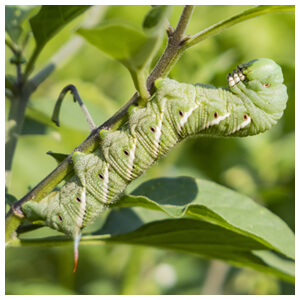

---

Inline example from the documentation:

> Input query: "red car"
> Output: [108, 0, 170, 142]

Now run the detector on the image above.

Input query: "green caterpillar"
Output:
[22, 58, 288, 271]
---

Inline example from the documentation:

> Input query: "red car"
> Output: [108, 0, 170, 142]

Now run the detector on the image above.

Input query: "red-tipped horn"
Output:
[73, 233, 81, 273]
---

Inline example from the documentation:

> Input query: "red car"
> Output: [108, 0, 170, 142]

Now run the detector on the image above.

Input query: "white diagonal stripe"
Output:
[226, 115, 252, 135]
[177, 103, 200, 133]
[152, 99, 167, 156]
[152, 112, 164, 156]
[100, 163, 110, 203]
[127, 136, 137, 180]
[240, 116, 251, 129]
[203, 112, 230, 129]
[76, 187, 86, 229]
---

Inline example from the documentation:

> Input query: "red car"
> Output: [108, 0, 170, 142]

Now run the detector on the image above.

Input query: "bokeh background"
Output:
[5, 5, 295, 295]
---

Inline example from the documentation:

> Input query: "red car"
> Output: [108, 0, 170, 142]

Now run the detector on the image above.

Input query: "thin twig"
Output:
[23, 47, 39, 81]
[174, 5, 195, 39]
[5, 39, 19, 55]
[16, 64, 22, 89]
[181, 5, 295, 51]
[52, 84, 96, 131]
[146, 5, 195, 90]
[6, 39, 24, 89]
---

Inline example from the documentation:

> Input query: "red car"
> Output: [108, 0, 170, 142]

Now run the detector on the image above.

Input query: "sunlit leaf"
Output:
[30, 5, 90, 53]
[95, 212, 294, 283]
[114, 177, 295, 260]
[85, 176, 296, 282]
[77, 23, 158, 70]
[77, 22, 164, 97]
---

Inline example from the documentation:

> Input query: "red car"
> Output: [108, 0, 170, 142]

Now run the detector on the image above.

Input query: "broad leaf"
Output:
[77, 22, 164, 98]
[87, 176, 295, 282]
[91, 210, 294, 283]
[29, 5, 90, 53]
[113, 177, 295, 260]
[77, 23, 158, 71]
[15, 177, 294, 282]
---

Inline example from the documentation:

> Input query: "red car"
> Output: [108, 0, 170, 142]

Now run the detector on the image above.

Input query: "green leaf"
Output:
[76, 22, 162, 98]
[5, 75, 16, 93]
[142, 5, 172, 36]
[46, 151, 69, 164]
[94, 211, 294, 282]
[5, 193, 18, 207]
[5, 5, 34, 43]
[113, 177, 295, 260]
[29, 5, 90, 53]
[77, 23, 157, 70]
[93, 176, 295, 281]
[15, 176, 295, 282]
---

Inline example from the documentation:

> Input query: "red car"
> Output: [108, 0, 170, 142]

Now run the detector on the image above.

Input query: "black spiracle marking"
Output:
[178, 110, 184, 117]
[150, 126, 156, 132]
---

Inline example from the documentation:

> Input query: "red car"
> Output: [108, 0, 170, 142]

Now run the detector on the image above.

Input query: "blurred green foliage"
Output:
[5, 5, 294, 295]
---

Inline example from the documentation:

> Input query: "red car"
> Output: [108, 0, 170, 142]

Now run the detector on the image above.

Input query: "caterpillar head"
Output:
[240, 58, 284, 87]
[228, 58, 288, 135]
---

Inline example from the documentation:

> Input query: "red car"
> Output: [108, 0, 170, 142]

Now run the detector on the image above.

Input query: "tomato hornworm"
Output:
[21, 58, 288, 271]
